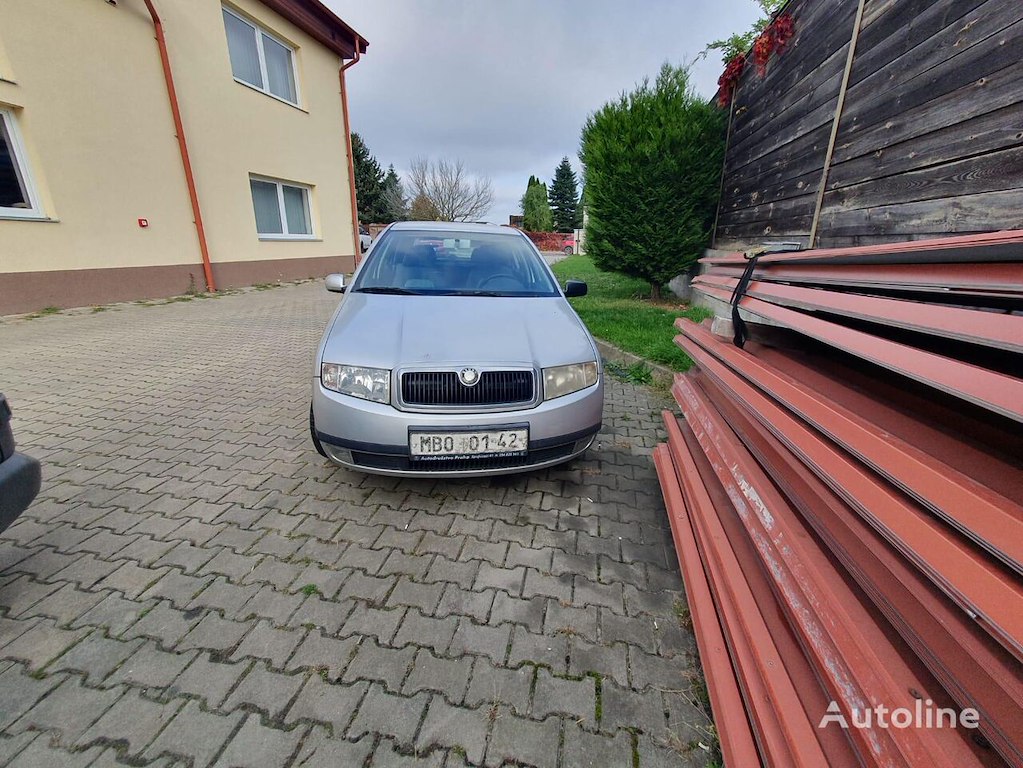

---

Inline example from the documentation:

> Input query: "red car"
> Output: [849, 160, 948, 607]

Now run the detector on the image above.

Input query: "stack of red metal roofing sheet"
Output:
[654, 230, 1023, 768]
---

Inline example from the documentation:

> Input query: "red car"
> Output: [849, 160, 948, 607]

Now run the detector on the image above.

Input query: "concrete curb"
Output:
[594, 338, 675, 386]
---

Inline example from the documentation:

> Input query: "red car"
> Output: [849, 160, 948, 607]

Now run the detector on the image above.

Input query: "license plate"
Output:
[409, 428, 528, 460]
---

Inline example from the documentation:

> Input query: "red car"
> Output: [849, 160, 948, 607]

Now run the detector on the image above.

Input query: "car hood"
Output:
[321, 294, 597, 369]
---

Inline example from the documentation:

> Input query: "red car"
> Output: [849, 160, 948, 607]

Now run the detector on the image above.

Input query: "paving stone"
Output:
[403, 649, 472, 702]
[489, 592, 545, 633]
[292, 728, 374, 766]
[146, 698, 244, 767]
[393, 610, 458, 655]
[51, 631, 144, 685]
[169, 652, 247, 707]
[563, 721, 634, 768]
[473, 563, 524, 596]
[177, 612, 249, 653]
[385, 577, 444, 613]
[416, 695, 490, 765]
[188, 577, 260, 620]
[291, 564, 348, 600]
[485, 706, 560, 768]
[0, 663, 61, 729]
[337, 571, 396, 604]
[239, 585, 304, 626]
[507, 626, 569, 675]
[372, 736, 447, 768]
[544, 600, 598, 644]
[435, 584, 494, 622]
[142, 570, 214, 609]
[347, 684, 428, 747]
[155, 541, 218, 574]
[77, 592, 158, 637]
[17, 583, 104, 627]
[109, 641, 196, 689]
[6, 738, 105, 768]
[232, 620, 303, 668]
[223, 662, 305, 719]
[339, 602, 404, 644]
[0, 619, 88, 671]
[78, 688, 184, 754]
[291, 595, 350, 635]
[285, 675, 367, 734]
[568, 637, 630, 688]
[342, 639, 415, 693]
[12, 676, 122, 743]
[628, 646, 691, 691]
[213, 714, 304, 768]
[0, 577, 60, 618]
[602, 681, 668, 739]
[464, 660, 532, 716]
[448, 619, 510, 666]
[532, 668, 596, 726]
[424, 557, 478, 589]
[573, 576, 624, 614]
[98, 560, 168, 599]
[286, 630, 358, 680]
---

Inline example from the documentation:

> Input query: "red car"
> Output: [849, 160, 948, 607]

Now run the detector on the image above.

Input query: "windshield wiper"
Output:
[354, 286, 423, 295]
[456, 290, 505, 297]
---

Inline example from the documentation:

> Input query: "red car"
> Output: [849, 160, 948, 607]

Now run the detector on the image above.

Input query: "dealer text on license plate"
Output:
[410, 429, 527, 459]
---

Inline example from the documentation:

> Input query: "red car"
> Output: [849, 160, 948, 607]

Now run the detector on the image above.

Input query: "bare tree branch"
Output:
[406, 156, 494, 221]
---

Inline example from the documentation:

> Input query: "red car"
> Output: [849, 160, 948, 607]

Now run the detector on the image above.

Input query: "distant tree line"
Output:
[351, 133, 494, 224]
[518, 158, 583, 233]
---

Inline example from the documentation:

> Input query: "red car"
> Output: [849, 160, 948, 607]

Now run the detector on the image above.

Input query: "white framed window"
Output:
[0, 107, 44, 220]
[250, 175, 314, 239]
[223, 6, 299, 106]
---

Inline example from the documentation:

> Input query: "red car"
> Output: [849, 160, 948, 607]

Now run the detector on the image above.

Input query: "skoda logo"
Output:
[459, 367, 480, 386]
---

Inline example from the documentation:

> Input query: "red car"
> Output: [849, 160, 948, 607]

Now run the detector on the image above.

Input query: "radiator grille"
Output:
[402, 370, 534, 407]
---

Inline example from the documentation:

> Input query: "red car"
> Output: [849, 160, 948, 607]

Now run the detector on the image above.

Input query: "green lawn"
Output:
[552, 255, 711, 371]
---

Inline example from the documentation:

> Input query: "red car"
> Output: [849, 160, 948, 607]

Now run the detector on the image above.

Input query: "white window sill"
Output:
[0, 211, 54, 222]
[257, 234, 320, 242]
[233, 78, 306, 113]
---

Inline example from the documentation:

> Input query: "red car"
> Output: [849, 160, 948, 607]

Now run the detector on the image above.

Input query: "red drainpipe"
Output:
[142, 0, 217, 292]
[340, 37, 362, 267]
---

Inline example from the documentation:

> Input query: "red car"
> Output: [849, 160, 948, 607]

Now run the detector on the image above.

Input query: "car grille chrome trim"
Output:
[399, 369, 536, 409]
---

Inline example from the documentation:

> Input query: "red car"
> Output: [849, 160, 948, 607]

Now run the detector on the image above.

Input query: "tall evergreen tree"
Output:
[351, 133, 387, 223]
[548, 157, 580, 233]
[580, 64, 726, 298]
[520, 177, 553, 231]
[380, 165, 407, 223]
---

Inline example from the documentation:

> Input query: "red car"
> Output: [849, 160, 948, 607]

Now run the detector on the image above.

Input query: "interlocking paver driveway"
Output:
[0, 283, 711, 767]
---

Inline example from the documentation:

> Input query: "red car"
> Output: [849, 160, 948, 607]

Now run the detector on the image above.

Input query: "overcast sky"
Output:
[323, 1, 763, 224]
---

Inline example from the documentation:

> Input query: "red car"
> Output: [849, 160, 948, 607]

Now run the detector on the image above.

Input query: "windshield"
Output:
[351, 229, 560, 297]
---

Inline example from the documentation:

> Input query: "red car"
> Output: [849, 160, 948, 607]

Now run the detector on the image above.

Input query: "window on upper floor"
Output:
[0, 107, 43, 220]
[223, 6, 299, 106]
[250, 175, 313, 239]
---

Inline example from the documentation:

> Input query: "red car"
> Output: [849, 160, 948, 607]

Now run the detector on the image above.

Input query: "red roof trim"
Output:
[257, 0, 367, 59]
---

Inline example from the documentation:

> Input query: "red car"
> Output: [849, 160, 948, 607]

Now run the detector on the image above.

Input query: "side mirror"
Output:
[564, 280, 587, 297]
[325, 273, 346, 293]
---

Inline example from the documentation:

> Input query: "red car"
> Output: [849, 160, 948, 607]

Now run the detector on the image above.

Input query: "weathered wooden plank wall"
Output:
[713, 0, 1023, 249]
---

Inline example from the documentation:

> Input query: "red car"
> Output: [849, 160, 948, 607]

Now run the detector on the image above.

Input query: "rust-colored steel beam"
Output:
[696, 284, 1023, 423]
[673, 376, 979, 768]
[695, 274, 1023, 353]
[694, 372, 1023, 767]
[702, 229, 1023, 266]
[678, 319, 1023, 574]
[653, 443, 763, 768]
[660, 417, 829, 767]
[702, 261, 1023, 296]
[673, 329, 1023, 663]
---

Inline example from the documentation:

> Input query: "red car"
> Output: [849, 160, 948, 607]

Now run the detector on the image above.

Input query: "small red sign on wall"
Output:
[138, 218, 149, 228]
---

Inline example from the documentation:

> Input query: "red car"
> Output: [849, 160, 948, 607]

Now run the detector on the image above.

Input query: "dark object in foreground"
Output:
[0, 393, 41, 532]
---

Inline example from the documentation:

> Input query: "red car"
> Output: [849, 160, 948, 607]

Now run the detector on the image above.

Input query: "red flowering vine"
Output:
[717, 12, 796, 105]
[717, 54, 746, 108]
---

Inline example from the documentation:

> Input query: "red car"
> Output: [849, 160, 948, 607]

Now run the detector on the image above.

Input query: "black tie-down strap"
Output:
[730, 252, 761, 349]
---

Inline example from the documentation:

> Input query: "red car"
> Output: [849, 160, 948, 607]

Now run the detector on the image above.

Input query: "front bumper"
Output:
[312, 378, 603, 477]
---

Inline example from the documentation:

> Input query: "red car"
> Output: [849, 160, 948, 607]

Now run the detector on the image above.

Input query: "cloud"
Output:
[325, 0, 763, 222]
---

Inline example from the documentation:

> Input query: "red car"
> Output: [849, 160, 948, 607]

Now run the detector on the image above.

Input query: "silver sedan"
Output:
[310, 221, 603, 477]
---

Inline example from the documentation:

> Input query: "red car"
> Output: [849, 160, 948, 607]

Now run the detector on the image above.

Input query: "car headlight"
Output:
[543, 361, 599, 400]
[321, 363, 390, 404]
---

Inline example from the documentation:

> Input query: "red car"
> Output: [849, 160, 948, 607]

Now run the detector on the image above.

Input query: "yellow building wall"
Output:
[0, 1, 201, 276]
[0, 0, 357, 305]
[162, 0, 357, 266]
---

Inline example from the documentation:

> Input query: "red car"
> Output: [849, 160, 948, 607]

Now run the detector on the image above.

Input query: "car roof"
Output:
[388, 221, 522, 236]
